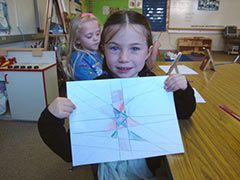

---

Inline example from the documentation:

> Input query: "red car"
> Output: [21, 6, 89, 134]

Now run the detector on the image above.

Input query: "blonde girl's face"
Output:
[104, 25, 152, 78]
[76, 20, 101, 51]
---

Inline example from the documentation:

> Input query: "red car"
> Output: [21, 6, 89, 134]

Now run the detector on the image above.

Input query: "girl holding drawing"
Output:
[38, 10, 196, 179]
[66, 13, 103, 80]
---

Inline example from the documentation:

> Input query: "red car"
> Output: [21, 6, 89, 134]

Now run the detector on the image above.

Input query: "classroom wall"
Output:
[1, 0, 70, 36]
[169, 0, 240, 30]
[91, 0, 226, 51]
[164, 0, 239, 51]
[2, 0, 37, 35]
[36, 0, 47, 31]
[0, 0, 230, 51]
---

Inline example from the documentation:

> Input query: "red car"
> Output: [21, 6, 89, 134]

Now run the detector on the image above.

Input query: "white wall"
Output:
[169, 0, 240, 30]
[1, 0, 227, 51]
[2, 0, 37, 35]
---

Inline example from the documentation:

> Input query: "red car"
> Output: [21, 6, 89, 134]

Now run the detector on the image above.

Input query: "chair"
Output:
[233, 47, 240, 63]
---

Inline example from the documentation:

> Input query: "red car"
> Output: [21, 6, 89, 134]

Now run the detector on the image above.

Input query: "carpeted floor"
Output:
[0, 120, 171, 180]
[0, 120, 95, 180]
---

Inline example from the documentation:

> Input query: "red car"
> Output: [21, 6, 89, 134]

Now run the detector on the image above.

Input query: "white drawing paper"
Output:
[67, 76, 184, 167]
[193, 88, 206, 103]
[159, 65, 198, 74]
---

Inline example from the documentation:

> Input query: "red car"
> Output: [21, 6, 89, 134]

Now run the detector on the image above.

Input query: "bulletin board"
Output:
[169, 0, 240, 30]
[91, 0, 167, 31]
[91, 0, 141, 25]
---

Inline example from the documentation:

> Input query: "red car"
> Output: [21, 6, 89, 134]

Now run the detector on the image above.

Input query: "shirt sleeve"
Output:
[37, 107, 72, 162]
[174, 82, 196, 120]
[71, 52, 98, 80]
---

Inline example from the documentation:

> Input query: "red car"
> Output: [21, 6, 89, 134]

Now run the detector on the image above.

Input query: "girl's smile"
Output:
[116, 66, 133, 73]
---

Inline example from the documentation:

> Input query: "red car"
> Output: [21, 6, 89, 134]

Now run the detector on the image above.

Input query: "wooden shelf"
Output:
[0, 33, 44, 45]
[177, 37, 212, 54]
[49, 34, 67, 37]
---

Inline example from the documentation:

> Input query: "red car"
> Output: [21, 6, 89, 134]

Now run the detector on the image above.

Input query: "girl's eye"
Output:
[85, 33, 93, 39]
[131, 47, 140, 52]
[109, 46, 120, 53]
[86, 35, 92, 39]
[96, 31, 100, 36]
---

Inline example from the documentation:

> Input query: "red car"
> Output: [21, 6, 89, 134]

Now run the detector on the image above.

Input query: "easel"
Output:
[200, 48, 216, 71]
[166, 52, 182, 75]
[43, 0, 67, 50]
[233, 55, 240, 63]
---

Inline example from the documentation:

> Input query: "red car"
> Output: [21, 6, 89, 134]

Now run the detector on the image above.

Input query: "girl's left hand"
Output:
[164, 74, 188, 92]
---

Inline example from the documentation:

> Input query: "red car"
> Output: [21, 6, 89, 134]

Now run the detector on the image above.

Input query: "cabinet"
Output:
[0, 50, 59, 121]
[177, 37, 212, 54]
[2, 65, 58, 121]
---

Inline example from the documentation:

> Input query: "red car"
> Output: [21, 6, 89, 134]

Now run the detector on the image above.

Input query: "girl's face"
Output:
[104, 25, 152, 78]
[76, 20, 101, 51]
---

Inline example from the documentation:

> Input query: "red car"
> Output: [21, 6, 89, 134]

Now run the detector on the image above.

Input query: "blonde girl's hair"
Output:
[66, 13, 99, 80]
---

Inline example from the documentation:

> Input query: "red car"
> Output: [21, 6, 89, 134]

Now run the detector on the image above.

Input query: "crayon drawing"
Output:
[67, 76, 184, 167]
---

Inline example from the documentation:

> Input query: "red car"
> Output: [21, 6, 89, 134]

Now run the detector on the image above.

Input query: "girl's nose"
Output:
[93, 35, 99, 41]
[119, 51, 129, 63]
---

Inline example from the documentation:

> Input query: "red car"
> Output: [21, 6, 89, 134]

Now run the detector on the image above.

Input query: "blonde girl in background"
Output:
[66, 13, 103, 80]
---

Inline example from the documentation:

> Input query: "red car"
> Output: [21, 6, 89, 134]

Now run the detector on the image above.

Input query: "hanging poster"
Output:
[142, 0, 167, 31]
[136, 0, 143, 9]
[198, 0, 220, 11]
[129, 0, 135, 9]
[129, 0, 143, 9]
[0, 0, 10, 33]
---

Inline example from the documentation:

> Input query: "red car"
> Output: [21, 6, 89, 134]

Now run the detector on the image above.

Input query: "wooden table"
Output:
[153, 62, 240, 179]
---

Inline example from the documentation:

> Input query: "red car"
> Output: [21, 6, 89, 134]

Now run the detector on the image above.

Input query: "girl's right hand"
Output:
[164, 74, 188, 92]
[48, 97, 76, 119]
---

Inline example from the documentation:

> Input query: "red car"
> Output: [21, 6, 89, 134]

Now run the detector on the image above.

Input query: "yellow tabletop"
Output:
[153, 62, 240, 179]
